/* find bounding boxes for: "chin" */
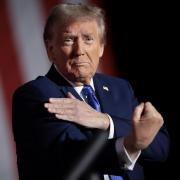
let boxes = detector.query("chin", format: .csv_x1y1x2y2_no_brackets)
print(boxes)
69,67,94,80
72,73,92,83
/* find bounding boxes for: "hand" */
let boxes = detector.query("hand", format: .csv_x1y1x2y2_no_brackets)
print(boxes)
124,102,164,155
44,92,110,130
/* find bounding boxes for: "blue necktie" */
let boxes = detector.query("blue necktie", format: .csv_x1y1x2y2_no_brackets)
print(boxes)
82,85,123,180
110,175,123,180
82,85,101,112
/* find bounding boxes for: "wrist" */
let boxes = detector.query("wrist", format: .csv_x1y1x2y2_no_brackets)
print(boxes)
124,136,140,154
101,113,110,130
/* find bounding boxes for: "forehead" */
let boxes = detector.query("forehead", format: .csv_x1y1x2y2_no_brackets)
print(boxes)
55,20,99,35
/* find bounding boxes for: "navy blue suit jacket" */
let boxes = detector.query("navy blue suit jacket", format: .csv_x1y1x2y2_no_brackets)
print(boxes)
12,65,169,180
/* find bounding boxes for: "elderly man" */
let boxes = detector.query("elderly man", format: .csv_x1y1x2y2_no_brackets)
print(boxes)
12,3,169,180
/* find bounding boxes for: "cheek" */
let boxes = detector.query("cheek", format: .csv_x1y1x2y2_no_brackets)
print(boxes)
59,47,72,58
89,50,101,67
55,48,71,65
66,61,73,72
89,44,102,59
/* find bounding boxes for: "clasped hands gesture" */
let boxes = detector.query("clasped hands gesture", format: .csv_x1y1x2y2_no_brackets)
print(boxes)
44,92,163,154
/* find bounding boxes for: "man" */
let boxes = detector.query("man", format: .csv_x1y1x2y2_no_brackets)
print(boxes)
12,3,169,180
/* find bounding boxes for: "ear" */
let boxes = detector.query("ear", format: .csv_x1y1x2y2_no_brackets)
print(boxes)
99,44,104,58
45,40,55,62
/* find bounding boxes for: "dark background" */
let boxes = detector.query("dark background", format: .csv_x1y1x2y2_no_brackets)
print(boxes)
104,1,179,180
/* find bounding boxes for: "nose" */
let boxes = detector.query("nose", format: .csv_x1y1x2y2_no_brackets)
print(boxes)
74,38,85,56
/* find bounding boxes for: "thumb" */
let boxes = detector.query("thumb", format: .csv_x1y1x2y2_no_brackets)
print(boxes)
66,92,76,99
132,102,144,122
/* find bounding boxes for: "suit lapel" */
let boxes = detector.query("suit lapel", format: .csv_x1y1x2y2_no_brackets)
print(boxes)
93,74,112,113
62,86,83,101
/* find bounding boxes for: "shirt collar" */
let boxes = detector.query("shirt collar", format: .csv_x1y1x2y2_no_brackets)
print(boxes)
74,79,95,96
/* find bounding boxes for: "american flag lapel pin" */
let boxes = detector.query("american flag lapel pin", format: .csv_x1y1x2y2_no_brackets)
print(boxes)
103,86,109,91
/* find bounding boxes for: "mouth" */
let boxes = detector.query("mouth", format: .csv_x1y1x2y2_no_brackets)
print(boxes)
73,62,90,66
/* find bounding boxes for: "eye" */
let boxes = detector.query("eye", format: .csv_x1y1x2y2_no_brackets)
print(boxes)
63,36,74,45
84,35,94,44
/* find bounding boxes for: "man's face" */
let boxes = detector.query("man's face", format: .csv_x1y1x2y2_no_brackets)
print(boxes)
46,20,104,85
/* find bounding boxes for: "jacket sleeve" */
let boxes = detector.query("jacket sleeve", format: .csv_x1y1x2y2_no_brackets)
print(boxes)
110,80,170,163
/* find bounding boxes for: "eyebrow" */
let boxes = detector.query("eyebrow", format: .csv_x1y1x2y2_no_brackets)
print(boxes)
63,31,94,36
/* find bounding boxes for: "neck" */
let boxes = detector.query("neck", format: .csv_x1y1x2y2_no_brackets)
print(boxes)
54,64,92,86
72,77,91,86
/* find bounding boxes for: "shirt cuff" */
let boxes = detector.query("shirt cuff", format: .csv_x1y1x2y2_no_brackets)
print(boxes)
115,138,141,170
106,114,114,139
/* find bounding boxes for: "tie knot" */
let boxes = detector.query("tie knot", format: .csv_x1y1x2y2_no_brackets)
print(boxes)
82,85,94,96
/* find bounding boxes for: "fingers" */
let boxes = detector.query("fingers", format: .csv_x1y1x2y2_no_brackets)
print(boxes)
44,97,76,122
143,102,155,114
49,97,73,104
132,102,144,122
45,105,74,115
44,94,75,115
143,102,163,121
133,101,162,122
46,92,76,104
45,92,77,108
44,101,73,110
44,93,83,121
